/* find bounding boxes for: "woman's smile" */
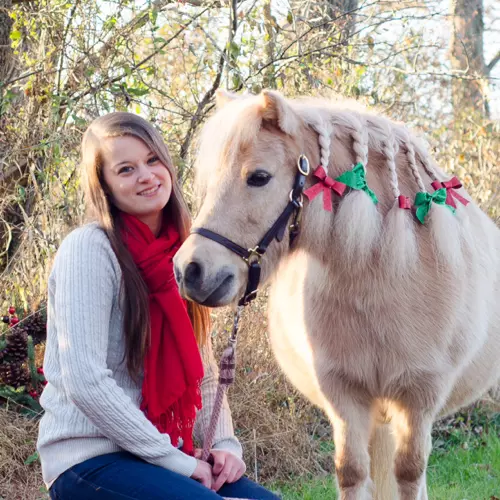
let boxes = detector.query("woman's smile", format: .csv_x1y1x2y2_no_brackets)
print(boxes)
138,184,161,197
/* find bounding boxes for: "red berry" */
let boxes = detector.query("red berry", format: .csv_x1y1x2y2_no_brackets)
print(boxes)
29,390,38,398
8,307,15,315
42,380,48,386
37,367,44,375
10,316,19,325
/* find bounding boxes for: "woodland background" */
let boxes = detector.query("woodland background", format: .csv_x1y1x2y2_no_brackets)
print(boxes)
0,0,499,498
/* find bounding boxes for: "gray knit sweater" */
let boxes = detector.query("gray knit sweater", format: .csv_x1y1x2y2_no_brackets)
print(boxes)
37,223,242,488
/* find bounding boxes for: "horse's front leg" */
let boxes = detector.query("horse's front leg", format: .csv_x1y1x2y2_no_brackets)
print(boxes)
320,376,373,500
390,401,435,500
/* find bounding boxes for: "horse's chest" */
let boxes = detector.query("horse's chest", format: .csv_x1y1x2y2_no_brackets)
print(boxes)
268,288,382,385
267,251,415,395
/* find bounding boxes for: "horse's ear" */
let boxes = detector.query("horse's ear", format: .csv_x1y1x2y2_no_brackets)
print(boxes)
215,89,237,109
259,90,300,136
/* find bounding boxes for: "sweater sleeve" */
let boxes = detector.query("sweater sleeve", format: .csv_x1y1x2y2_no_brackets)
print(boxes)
53,226,197,477
193,336,243,459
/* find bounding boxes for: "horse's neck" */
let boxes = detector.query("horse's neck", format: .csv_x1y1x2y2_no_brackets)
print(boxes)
297,190,384,276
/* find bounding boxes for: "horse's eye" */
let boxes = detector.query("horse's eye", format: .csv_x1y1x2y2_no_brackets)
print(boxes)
247,170,272,187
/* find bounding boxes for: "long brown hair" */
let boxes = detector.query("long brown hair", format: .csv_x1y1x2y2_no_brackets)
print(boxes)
80,112,211,380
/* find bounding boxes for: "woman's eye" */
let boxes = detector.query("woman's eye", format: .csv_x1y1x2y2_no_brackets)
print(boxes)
118,166,133,174
148,156,160,165
247,170,272,187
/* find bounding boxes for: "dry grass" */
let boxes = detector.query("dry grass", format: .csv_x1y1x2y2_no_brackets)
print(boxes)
0,295,335,499
0,406,45,500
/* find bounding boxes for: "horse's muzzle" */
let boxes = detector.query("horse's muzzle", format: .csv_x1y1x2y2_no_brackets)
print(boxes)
174,260,236,307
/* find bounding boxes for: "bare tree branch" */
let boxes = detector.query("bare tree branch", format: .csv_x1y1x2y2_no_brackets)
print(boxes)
69,9,209,105
2,68,47,87
487,49,500,73
62,0,218,96
178,0,240,160
179,50,226,160
56,0,80,95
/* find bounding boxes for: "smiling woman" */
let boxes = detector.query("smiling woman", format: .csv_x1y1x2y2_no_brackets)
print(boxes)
36,112,279,500
99,135,173,236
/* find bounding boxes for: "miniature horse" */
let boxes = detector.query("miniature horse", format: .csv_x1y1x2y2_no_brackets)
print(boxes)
174,90,500,499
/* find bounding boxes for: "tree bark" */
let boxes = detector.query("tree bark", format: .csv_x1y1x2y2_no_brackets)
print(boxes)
449,0,489,116
263,0,277,89
0,0,14,84
328,0,358,39
291,0,358,40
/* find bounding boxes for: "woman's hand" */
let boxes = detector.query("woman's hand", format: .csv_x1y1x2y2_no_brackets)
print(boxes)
194,449,246,491
191,459,213,489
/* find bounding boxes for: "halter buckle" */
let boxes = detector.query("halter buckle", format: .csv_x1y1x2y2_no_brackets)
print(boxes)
289,190,304,207
297,155,310,176
244,246,263,265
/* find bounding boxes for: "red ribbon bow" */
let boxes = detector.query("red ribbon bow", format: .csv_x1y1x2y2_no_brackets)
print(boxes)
398,195,411,209
431,177,469,209
303,166,347,212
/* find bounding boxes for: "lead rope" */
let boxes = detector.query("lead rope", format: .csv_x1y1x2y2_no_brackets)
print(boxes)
201,305,243,461
201,307,255,500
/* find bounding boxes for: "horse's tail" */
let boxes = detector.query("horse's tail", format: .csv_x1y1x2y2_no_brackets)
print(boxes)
369,423,398,500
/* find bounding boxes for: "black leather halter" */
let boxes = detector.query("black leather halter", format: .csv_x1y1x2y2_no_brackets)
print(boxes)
191,155,310,306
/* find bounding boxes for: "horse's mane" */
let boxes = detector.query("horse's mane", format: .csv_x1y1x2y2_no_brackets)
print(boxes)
195,93,478,273
196,94,442,195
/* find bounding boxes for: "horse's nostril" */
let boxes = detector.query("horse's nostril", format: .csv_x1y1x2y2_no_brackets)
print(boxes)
174,265,183,284
184,261,203,287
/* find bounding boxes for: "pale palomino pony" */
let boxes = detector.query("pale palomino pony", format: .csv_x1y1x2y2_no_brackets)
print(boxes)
173,90,500,500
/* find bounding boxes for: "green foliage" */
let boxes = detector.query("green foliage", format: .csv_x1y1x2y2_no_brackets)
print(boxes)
0,385,43,416
24,450,39,465
427,432,500,499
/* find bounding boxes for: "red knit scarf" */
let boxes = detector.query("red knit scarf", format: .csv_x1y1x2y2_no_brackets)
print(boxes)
120,213,204,455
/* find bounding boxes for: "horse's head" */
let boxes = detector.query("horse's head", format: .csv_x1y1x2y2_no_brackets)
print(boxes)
174,90,312,307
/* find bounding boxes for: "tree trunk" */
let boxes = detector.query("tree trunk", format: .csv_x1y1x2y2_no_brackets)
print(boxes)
449,0,489,116
263,0,277,89
328,0,358,39
291,0,358,40
0,0,14,83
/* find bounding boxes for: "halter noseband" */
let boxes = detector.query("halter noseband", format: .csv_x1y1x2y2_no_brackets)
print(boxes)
191,155,310,306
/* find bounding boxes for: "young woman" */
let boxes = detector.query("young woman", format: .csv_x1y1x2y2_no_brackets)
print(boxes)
37,112,279,500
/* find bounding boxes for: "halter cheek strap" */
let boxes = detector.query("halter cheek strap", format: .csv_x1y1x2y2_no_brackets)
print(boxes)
191,155,310,306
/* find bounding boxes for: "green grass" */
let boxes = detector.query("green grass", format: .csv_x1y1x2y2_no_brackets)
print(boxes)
270,431,500,500
427,430,500,499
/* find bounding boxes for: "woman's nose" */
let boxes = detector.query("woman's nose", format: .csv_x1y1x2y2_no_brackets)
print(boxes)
137,164,154,182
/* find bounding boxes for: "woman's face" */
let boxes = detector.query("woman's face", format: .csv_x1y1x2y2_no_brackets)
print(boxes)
101,135,172,225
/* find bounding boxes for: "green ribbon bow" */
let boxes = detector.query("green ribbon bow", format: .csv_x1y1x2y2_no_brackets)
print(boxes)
414,188,455,224
335,163,378,205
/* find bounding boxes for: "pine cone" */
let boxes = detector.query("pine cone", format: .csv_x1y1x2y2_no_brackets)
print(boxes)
0,361,29,388
6,327,28,362
23,311,47,345
0,362,9,383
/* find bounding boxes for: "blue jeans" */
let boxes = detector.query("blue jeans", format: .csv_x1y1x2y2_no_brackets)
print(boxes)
49,452,280,499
